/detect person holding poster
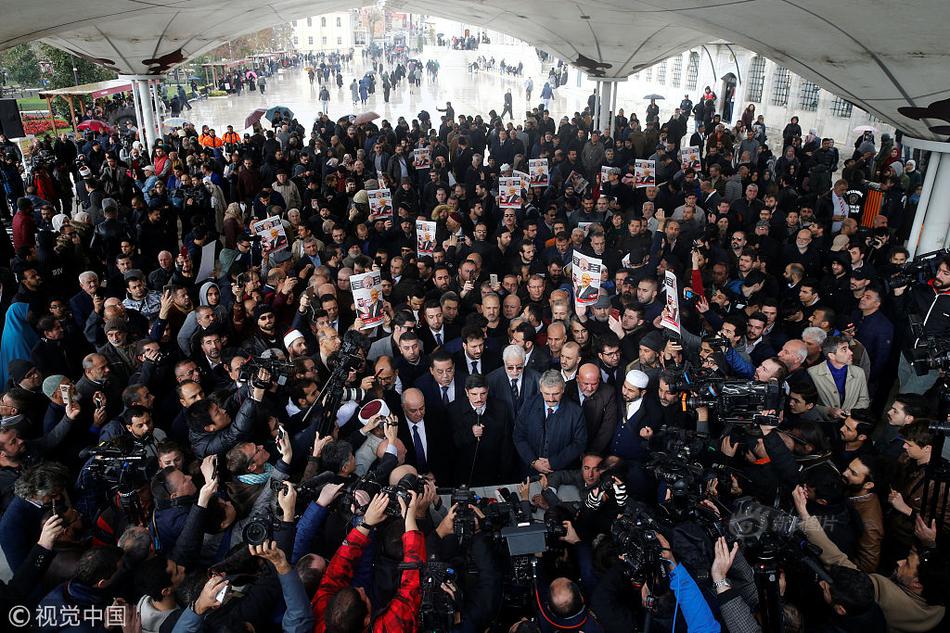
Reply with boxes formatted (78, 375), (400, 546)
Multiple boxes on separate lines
(572, 252), (602, 305)
(634, 159), (655, 188)
(416, 219), (437, 255)
(352, 271), (385, 329)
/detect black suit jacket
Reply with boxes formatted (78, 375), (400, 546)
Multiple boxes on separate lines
(525, 346), (553, 375)
(418, 323), (461, 354)
(453, 351), (501, 378)
(448, 398), (514, 486)
(486, 366), (541, 421)
(413, 372), (466, 422)
(396, 413), (453, 483)
(564, 381), (619, 454)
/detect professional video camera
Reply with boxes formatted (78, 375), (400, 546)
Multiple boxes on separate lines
(882, 247), (949, 293)
(671, 368), (784, 424)
(908, 314), (950, 376)
(611, 504), (671, 589)
(317, 330), (369, 436)
(380, 472), (427, 517)
(239, 356), (295, 387)
(419, 557), (459, 633)
(82, 437), (153, 525)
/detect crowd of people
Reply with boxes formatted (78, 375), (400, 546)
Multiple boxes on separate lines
(0, 69), (947, 633)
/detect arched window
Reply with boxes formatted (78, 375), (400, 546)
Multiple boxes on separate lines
(770, 66), (790, 106)
(671, 55), (682, 88)
(306, 17), (312, 26)
(831, 96), (853, 118)
(686, 52), (700, 90)
(656, 60), (667, 85)
(746, 57), (766, 103)
(321, 17), (326, 27)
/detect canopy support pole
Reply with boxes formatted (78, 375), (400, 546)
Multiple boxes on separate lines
(45, 96), (56, 138)
(122, 75), (160, 153)
(67, 95), (77, 134)
(903, 136), (950, 256)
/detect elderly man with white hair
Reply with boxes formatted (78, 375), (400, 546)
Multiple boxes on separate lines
(69, 271), (100, 330)
(486, 344), (540, 421)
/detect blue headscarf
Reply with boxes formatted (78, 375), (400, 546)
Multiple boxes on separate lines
(0, 303), (39, 387)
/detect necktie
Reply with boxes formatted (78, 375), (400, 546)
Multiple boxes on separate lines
(510, 379), (519, 412)
(441, 386), (449, 406)
(435, 332), (443, 346)
(547, 407), (555, 419)
(471, 361), (478, 374)
(411, 425), (428, 473)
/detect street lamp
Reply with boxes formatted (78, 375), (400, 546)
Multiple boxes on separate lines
(72, 66), (79, 85)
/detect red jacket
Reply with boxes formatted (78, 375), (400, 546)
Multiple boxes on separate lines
(312, 526), (425, 633)
(12, 210), (36, 250)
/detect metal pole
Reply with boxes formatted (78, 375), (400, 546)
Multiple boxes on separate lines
(907, 151), (939, 257)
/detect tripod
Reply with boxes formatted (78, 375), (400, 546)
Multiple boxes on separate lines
(919, 377), (950, 535)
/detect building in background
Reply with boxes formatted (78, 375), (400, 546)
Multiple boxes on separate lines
(619, 43), (890, 147)
(290, 11), (355, 52)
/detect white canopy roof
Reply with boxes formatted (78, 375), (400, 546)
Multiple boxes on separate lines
(5, 0), (949, 139)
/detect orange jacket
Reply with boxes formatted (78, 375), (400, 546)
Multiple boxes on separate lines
(222, 131), (241, 145)
(198, 133), (224, 148)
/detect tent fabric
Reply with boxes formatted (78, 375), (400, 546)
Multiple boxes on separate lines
(4, 0), (949, 139)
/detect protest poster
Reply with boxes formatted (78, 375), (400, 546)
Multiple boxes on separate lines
(567, 170), (589, 194)
(679, 146), (702, 172)
(529, 158), (549, 187)
(660, 270), (681, 335)
(634, 159), (656, 188)
(196, 241), (217, 283)
(498, 176), (523, 209)
(351, 270), (384, 330)
(572, 252), (602, 306)
(577, 222), (595, 236)
(252, 215), (288, 255)
(416, 219), (437, 256)
(366, 188), (393, 220)
(413, 148), (431, 169)
(513, 169), (530, 192)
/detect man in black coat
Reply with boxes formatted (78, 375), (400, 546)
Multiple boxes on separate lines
(396, 387), (453, 483)
(449, 374), (514, 486)
(513, 370), (587, 476)
(413, 351), (465, 422)
(564, 363), (619, 455)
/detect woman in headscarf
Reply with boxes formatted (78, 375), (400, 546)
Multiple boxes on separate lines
(0, 303), (39, 387)
(222, 203), (244, 250)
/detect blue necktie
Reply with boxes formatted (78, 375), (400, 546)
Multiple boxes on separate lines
(412, 424), (428, 473)
(510, 379), (519, 413)
(435, 332), (443, 346)
(441, 386), (449, 407)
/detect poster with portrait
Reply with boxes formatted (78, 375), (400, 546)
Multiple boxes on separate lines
(567, 170), (589, 195)
(513, 169), (530, 192)
(679, 146), (702, 172)
(577, 222), (595, 237)
(571, 252), (603, 306)
(498, 176), (523, 209)
(416, 219), (437, 256)
(252, 215), (288, 255)
(660, 270), (681, 336)
(351, 270), (384, 330)
(413, 148), (431, 170)
(634, 159), (655, 188)
(367, 188), (393, 221)
(529, 158), (549, 187)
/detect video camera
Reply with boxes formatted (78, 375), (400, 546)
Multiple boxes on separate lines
(667, 364), (784, 423)
(908, 314), (950, 376)
(419, 557), (458, 633)
(883, 248), (949, 293)
(239, 356), (296, 387)
(611, 504), (671, 590)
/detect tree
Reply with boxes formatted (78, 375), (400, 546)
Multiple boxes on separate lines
(0, 44), (41, 87)
(38, 44), (116, 90)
